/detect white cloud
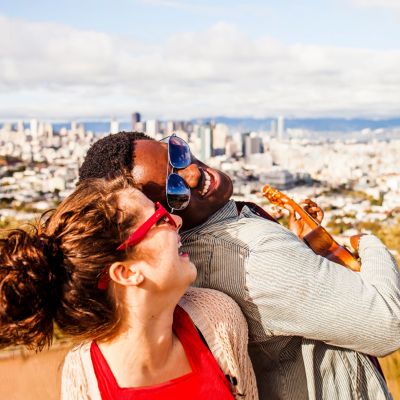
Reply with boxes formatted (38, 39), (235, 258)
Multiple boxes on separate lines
(1, 15), (400, 119)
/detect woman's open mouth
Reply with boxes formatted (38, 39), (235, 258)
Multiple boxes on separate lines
(178, 238), (189, 257)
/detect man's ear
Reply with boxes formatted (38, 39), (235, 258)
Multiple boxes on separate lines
(109, 261), (144, 287)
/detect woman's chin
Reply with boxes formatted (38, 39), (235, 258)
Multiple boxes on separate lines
(182, 265), (197, 289)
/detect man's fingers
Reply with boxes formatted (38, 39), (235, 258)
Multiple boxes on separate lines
(299, 199), (324, 222)
(299, 198), (316, 207)
(282, 203), (295, 214)
(282, 203), (298, 222)
(310, 208), (324, 221)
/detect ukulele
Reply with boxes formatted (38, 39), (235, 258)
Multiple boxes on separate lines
(262, 184), (360, 272)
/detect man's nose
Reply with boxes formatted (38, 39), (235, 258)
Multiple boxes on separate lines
(177, 164), (201, 188)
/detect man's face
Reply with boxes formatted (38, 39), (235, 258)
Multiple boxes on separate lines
(131, 140), (233, 230)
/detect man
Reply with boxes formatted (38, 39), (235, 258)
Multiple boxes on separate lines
(79, 131), (400, 399)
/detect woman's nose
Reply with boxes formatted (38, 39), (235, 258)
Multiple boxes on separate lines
(177, 163), (201, 188)
(172, 214), (183, 231)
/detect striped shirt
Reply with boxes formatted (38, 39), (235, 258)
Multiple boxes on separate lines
(181, 200), (400, 400)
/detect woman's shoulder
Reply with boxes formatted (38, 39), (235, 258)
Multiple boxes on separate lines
(64, 342), (90, 360)
(180, 287), (242, 314)
(62, 342), (91, 380)
(61, 342), (100, 400)
(179, 287), (248, 339)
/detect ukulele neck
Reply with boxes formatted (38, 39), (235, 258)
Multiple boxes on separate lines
(285, 197), (320, 230)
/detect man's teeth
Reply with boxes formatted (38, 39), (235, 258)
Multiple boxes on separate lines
(200, 170), (211, 196)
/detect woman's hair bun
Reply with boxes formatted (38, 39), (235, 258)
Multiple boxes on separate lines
(0, 227), (62, 350)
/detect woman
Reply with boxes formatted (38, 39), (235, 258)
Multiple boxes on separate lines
(0, 176), (258, 399)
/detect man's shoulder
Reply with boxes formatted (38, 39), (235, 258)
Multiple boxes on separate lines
(182, 199), (300, 249)
(211, 210), (295, 239)
(183, 213), (298, 256)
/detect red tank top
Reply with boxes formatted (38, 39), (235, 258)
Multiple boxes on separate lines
(90, 306), (234, 399)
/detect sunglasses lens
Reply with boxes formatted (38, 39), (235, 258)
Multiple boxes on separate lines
(167, 173), (190, 210)
(169, 135), (191, 169)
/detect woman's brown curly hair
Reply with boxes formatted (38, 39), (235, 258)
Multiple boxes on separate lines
(0, 176), (138, 351)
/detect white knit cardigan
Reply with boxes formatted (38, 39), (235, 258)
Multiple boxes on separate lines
(61, 287), (259, 400)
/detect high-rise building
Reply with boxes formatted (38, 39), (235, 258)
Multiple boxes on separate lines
(270, 120), (277, 136)
(135, 121), (145, 132)
(225, 136), (239, 158)
(17, 120), (24, 134)
(110, 118), (119, 134)
(194, 124), (212, 162)
(241, 132), (250, 156)
(146, 120), (159, 138)
(30, 119), (38, 139)
(212, 123), (229, 156)
(183, 121), (194, 134)
(277, 115), (285, 140)
(132, 112), (141, 131)
(243, 133), (263, 160)
(166, 121), (175, 136)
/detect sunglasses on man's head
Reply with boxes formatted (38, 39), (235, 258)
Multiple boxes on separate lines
(161, 134), (192, 211)
(97, 202), (177, 290)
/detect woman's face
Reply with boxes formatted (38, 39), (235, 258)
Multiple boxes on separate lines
(117, 188), (197, 293)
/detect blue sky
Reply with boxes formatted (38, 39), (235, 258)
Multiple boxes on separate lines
(0, 0), (399, 120)
(2, 0), (400, 48)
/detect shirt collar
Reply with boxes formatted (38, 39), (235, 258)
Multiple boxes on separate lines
(181, 200), (238, 239)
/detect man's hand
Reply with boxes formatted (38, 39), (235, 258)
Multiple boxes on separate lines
(286, 199), (324, 239)
(349, 234), (366, 252)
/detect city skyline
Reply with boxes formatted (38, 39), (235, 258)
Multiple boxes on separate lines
(1, 1), (400, 120)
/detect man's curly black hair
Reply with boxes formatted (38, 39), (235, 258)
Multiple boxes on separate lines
(78, 131), (153, 184)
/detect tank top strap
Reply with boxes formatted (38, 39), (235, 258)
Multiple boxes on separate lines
(173, 305), (208, 367)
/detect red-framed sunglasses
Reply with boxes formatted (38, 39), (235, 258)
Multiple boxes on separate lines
(97, 202), (177, 290)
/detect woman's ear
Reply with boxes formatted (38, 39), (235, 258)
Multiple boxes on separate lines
(109, 261), (144, 287)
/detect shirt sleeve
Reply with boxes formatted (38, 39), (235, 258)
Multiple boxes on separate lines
(247, 223), (400, 357)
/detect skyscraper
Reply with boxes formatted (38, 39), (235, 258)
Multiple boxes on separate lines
(243, 133), (263, 160)
(277, 115), (285, 140)
(212, 123), (229, 156)
(110, 118), (119, 134)
(146, 120), (159, 138)
(30, 119), (38, 139)
(132, 112), (141, 131)
(193, 124), (212, 162)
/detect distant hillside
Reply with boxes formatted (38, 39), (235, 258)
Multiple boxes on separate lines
(200, 117), (400, 132)
(2, 117), (400, 134)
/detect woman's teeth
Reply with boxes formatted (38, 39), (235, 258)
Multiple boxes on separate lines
(200, 170), (211, 196)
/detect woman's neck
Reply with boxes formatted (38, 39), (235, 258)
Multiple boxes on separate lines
(97, 297), (191, 387)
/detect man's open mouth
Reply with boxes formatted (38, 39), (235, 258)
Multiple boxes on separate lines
(200, 169), (212, 196)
